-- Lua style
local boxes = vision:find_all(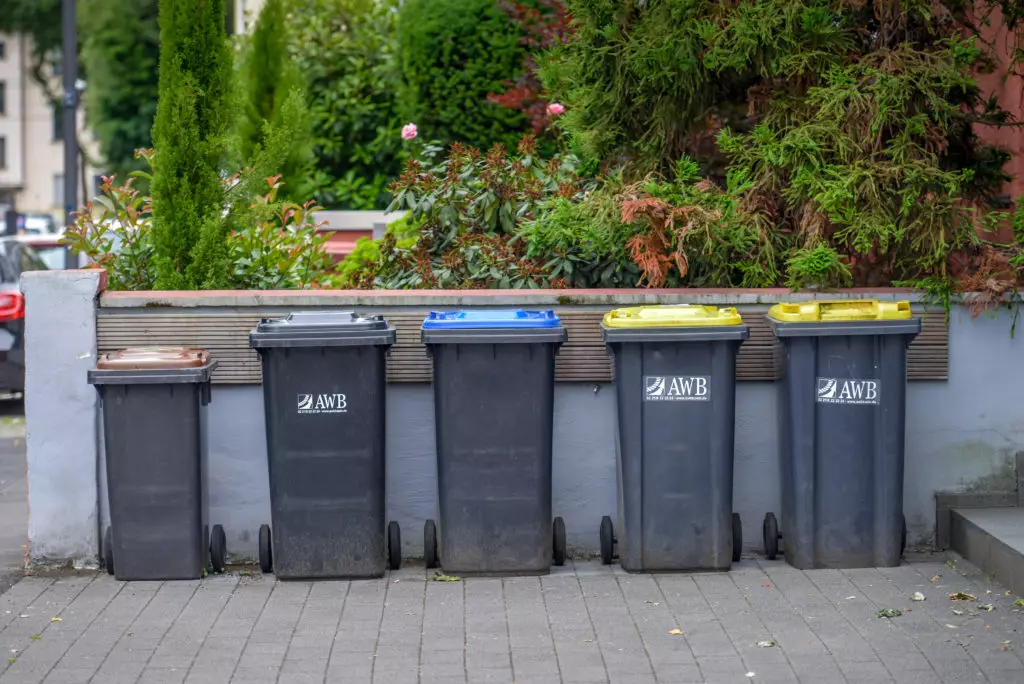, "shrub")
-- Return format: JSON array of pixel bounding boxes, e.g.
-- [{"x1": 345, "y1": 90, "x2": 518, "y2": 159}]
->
[
  {"x1": 80, "y1": 0, "x2": 161, "y2": 181},
  {"x1": 397, "y1": 0, "x2": 532, "y2": 152},
  {"x1": 149, "y1": 0, "x2": 234, "y2": 288},
  {"x1": 372, "y1": 136, "x2": 583, "y2": 288},
  {"x1": 289, "y1": 0, "x2": 404, "y2": 209},
  {"x1": 66, "y1": 157, "x2": 334, "y2": 291},
  {"x1": 239, "y1": 0, "x2": 313, "y2": 201}
]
